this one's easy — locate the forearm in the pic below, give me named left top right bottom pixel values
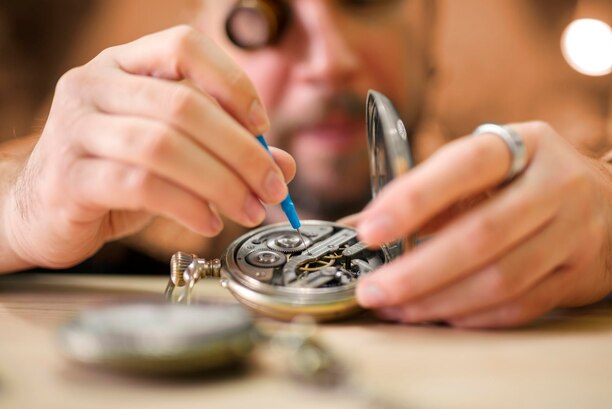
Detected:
left=0, top=135, right=38, bottom=273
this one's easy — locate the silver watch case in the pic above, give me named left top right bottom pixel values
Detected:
left=211, top=90, right=415, bottom=321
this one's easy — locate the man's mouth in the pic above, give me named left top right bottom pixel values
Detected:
left=295, top=116, right=364, bottom=153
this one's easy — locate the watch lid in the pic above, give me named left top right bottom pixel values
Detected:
left=366, top=89, right=415, bottom=198
left=366, top=90, right=416, bottom=257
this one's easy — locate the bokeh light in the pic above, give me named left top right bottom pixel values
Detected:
left=561, top=18, right=612, bottom=76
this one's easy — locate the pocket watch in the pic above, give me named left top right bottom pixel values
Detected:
left=58, top=302, right=258, bottom=374
left=165, top=90, right=416, bottom=321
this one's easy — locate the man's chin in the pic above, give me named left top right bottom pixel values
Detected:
left=289, top=181, right=371, bottom=221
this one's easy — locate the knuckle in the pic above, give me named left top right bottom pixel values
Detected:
left=167, top=24, right=198, bottom=55
left=56, top=67, right=87, bottom=97
left=551, top=159, right=591, bottom=202
left=250, top=153, right=276, bottom=182
left=94, top=45, right=119, bottom=62
left=562, top=165, right=590, bottom=192
left=162, top=25, right=199, bottom=75
left=585, top=208, right=605, bottom=244
left=527, top=121, right=555, bottom=144
left=401, top=306, right=424, bottom=323
left=464, top=139, right=493, bottom=175
left=233, top=144, right=273, bottom=187
left=484, top=266, right=518, bottom=300
left=224, top=68, right=251, bottom=91
left=465, top=215, right=499, bottom=254
left=530, top=120, right=553, bottom=135
left=168, top=86, right=197, bottom=120
left=136, top=124, right=175, bottom=163
left=499, top=303, right=531, bottom=326
left=199, top=169, right=245, bottom=205
left=123, top=167, right=155, bottom=195
left=401, top=185, right=424, bottom=215
left=566, top=165, right=591, bottom=191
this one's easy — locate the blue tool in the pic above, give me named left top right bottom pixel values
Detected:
left=256, top=135, right=307, bottom=249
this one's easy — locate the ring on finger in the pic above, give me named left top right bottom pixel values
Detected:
left=473, top=123, right=527, bottom=184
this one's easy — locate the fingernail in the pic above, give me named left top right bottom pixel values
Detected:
left=357, top=214, right=394, bottom=242
left=244, top=194, right=265, bottom=225
left=249, top=100, right=270, bottom=134
left=264, top=170, right=287, bottom=201
left=356, top=282, right=388, bottom=308
left=209, top=214, right=223, bottom=233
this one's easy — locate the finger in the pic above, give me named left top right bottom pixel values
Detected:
left=447, top=268, right=572, bottom=328
left=269, top=147, right=296, bottom=183
left=77, top=114, right=267, bottom=227
left=336, top=213, right=364, bottom=228
left=65, top=70, right=287, bottom=205
left=356, top=172, right=559, bottom=308
left=418, top=193, right=489, bottom=236
left=68, top=158, right=223, bottom=237
left=96, top=25, right=269, bottom=135
left=357, top=125, right=539, bottom=245
left=374, top=216, right=571, bottom=323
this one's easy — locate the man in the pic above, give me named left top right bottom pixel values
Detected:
left=0, top=0, right=610, bottom=328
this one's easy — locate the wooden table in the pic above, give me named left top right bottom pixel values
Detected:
left=1, top=273, right=611, bottom=409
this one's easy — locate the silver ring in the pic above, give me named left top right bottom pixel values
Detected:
left=473, top=123, right=527, bottom=183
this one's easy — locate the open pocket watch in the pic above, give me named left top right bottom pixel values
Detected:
left=165, top=90, right=416, bottom=321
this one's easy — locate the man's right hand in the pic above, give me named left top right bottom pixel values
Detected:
left=0, top=25, right=295, bottom=272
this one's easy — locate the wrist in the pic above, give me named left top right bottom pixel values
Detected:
left=0, top=198, right=35, bottom=274
left=0, top=141, right=36, bottom=273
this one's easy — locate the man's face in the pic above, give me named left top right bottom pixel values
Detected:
left=196, top=0, right=431, bottom=218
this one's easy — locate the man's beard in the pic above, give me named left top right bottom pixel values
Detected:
left=270, top=90, right=372, bottom=221
left=288, top=175, right=372, bottom=221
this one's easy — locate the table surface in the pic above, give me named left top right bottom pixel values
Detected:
left=1, top=273, right=611, bottom=409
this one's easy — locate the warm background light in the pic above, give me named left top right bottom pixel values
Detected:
left=561, top=18, right=612, bottom=76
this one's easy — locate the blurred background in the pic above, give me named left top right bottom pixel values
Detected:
left=1, top=0, right=609, bottom=157
left=0, top=0, right=609, bottom=274
left=425, top=0, right=611, bottom=159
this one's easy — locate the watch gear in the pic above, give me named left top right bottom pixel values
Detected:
left=246, top=249, right=287, bottom=268
left=266, top=232, right=313, bottom=253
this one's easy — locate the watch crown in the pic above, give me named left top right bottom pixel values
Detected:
left=167, top=252, right=223, bottom=303
left=170, top=251, right=196, bottom=287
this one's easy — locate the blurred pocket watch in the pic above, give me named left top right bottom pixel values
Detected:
left=58, top=303, right=257, bottom=374
left=58, top=303, right=408, bottom=407
left=166, top=90, right=416, bottom=321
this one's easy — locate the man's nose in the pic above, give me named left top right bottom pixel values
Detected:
left=293, top=2, right=359, bottom=86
